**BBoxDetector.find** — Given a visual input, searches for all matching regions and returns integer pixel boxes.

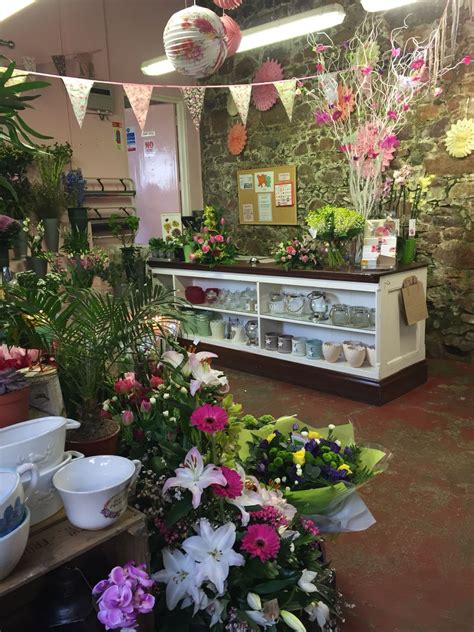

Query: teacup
[0,506,31,580]
[0,463,38,538]
[53,455,141,530]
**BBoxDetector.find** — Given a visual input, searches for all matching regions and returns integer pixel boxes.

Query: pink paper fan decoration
[228,122,247,155]
[221,15,242,57]
[252,59,284,112]
[213,0,242,9]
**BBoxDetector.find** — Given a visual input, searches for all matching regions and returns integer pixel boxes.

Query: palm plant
[0,280,184,438]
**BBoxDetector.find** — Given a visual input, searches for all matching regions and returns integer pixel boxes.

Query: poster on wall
[112,121,123,152]
[126,126,136,152]
[242,203,254,222]
[254,170,274,193]
[144,139,156,157]
[275,182,294,207]
[257,194,273,222]
[239,174,253,190]
[161,213,183,240]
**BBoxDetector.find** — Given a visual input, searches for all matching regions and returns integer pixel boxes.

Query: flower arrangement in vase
[273,235,321,271]
[306,205,365,268]
[63,168,88,233]
[189,206,238,266]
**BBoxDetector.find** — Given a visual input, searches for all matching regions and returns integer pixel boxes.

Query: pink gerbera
[190,404,228,433]
[241,524,280,562]
[212,466,243,498]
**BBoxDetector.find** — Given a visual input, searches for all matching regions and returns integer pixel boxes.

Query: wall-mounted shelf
[84,177,136,197]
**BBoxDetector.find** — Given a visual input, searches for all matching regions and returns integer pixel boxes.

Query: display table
[148,260,428,405]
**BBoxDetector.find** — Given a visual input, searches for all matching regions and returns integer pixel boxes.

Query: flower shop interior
[0,0,473,631]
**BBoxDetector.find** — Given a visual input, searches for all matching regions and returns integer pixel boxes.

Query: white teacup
[0,463,38,538]
[53,456,141,530]
[0,506,31,580]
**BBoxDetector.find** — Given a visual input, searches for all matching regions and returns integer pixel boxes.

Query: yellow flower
[337,464,352,474]
[266,432,276,443]
[293,449,306,465]
[308,431,320,439]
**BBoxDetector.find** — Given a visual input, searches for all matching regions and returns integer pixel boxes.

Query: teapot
[308,291,329,321]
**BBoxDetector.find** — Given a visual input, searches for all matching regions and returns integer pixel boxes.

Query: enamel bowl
[0,417,80,472]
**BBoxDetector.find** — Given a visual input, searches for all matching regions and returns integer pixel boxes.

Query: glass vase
[325,241,346,269]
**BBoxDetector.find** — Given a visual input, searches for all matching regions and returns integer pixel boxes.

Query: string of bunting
[23,69,326,130]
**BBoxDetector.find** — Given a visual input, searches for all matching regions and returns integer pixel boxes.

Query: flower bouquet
[273,235,321,271]
[305,205,365,268]
[244,418,389,533]
[189,206,238,266]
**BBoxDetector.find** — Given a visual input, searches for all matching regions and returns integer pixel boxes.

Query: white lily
[152,549,201,613]
[188,351,229,395]
[227,469,266,526]
[247,592,262,610]
[181,588,209,615]
[298,569,318,593]
[259,484,297,522]
[182,519,244,594]
[162,350,191,375]
[304,601,330,629]
[162,447,226,509]
[245,592,276,629]
[280,610,307,632]
[206,598,226,626]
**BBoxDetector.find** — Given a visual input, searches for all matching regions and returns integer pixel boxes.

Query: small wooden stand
[0,507,153,631]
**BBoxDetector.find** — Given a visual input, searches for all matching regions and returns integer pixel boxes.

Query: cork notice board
[237,165,297,225]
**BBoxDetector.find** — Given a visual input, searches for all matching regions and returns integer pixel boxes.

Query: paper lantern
[221,14,242,58]
[228,122,247,155]
[164,6,227,79]
[252,59,284,112]
[445,118,474,158]
[213,0,243,9]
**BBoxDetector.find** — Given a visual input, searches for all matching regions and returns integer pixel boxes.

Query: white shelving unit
[149,263,428,402]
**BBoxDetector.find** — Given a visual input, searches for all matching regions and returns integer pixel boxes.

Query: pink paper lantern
[221,14,242,58]
[164,6,227,79]
[252,59,284,112]
[213,0,243,9]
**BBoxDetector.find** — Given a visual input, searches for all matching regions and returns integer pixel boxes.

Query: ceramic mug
[0,463,38,538]
[53,456,142,530]
[306,339,323,359]
[0,506,31,580]
[292,336,306,356]
[277,334,293,354]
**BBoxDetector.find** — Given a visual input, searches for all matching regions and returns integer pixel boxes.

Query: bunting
[123,83,154,131]
[275,79,297,122]
[62,77,94,128]
[181,86,206,129]
[229,84,252,127]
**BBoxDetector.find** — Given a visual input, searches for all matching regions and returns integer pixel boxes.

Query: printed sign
[254,170,274,193]
[258,193,273,222]
[141,130,156,138]
[112,121,123,152]
[126,126,136,152]
[239,174,253,190]
[242,203,254,222]
[275,182,294,207]
[144,139,156,157]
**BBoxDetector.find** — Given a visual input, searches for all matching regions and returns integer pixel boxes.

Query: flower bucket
[43,218,60,252]
[184,244,194,262]
[0,386,30,429]
[400,237,416,266]
[67,208,88,233]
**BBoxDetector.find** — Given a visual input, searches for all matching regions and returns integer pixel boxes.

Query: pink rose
[215,234,224,243]
[286,246,296,255]
[300,255,309,263]
[202,244,210,254]
[150,375,164,388]
[209,235,215,243]
[197,238,204,245]
[121,410,134,426]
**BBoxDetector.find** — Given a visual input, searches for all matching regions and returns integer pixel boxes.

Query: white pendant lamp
[360,0,424,11]
[0,0,35,21]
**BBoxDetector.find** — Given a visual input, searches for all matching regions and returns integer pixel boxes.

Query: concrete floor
[223,359,474,632]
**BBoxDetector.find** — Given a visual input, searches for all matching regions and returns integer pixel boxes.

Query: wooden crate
[0,507,153,631]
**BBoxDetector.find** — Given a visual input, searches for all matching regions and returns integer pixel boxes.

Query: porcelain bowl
[0,507,30,581]
[0,417,81,472]
[27,451,84,527]
[0,463,38,537]
[53,456,141,530]
[322,342,342,363]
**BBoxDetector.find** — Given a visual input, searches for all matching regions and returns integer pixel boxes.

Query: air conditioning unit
[88,83,115,113]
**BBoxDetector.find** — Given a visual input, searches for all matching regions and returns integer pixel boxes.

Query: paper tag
[408,219,416,236]
[401,276,428,325]
[263,598,279,621]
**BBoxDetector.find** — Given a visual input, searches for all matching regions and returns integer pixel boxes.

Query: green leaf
[164,495,193,527]
[253,575,299,594]
[0,174,18,201]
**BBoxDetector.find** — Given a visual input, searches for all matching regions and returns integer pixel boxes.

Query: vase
[184,244,194,262]
[325,241,346,269]
[13,232,27,259]
[43,218,60,252]
[400,237,416,266]
[26,256,47,278]
[67,207,88,233]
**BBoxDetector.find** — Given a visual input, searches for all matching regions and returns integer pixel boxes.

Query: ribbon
[228,84,252,126]
[62,77,94,128]
[275,79,297,122]
[123,83,154,131]
[181,86,206,129]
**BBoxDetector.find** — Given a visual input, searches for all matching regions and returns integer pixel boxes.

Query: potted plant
[0,368,29,428]
[0,214,21,275]
[0,281,182,455]
[108,213,141,281]
[23,217,47,277]
[31,142,72,252]
[148,237,169,259]
[63,169,88,233]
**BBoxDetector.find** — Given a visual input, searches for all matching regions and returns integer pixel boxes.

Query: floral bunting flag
[123,83,154,131]
[181,86,207,129]
[229,85,252,126]
[62,77,94,128]
[275,79,297,122]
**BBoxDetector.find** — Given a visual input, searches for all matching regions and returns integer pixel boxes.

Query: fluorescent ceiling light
[0,0,36,22]
[361,0,421,11]
[142,3,346,76]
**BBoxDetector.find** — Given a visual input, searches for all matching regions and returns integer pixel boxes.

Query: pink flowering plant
[273,235,321,271]
[92,561,155,630]
[0,214,21,247]
[189,205,238,266]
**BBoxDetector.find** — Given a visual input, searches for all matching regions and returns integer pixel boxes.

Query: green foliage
[31,142,73,220]
[0,143,34,219]
[109,213,140,247]
[62,228,90,255]
[306,205,365,242]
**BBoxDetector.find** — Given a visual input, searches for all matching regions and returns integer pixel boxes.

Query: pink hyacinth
[411,58,424,70]
[241,523,280,562]
[190,403,229,433]
[314,110,331,126]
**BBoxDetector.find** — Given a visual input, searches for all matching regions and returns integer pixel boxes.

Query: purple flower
[125,562,154,588]
[314,110,331,126]
[344,446,353,457]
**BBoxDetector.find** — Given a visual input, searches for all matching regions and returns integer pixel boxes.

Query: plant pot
[174,246,185,261]
[65,421,120,457]
[26,256,47,277]
[67,207,88,233]
[43,218,60,252]
[0,243,10,269]
[0,387,30,429]
[400,237,416,266]
[184,244,194,262]
[13,231,27,259]
[121,246,143,282]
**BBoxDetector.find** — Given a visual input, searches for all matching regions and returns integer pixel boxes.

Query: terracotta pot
[0,387,30,429]
[65,422,120,457]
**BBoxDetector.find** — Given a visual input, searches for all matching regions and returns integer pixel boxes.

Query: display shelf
[260,312,376,334]
[182,334,251,353]
[187,304,258,317]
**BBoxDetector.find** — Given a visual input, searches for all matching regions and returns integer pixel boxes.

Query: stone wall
[199,0,474,360]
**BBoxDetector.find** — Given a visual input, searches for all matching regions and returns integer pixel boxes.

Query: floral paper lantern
[227,122,247,155]
[163,6,227,79]
[220,14,242,58]
[252,59,284,112]
[445,118,474,158]
[213,0,242,9]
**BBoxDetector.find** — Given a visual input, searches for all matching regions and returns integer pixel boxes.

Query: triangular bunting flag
[62,77,94,128]
[181,87,206,130]
[229,85,252,127]
[123,83,154,131]
[275,79,297,122]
